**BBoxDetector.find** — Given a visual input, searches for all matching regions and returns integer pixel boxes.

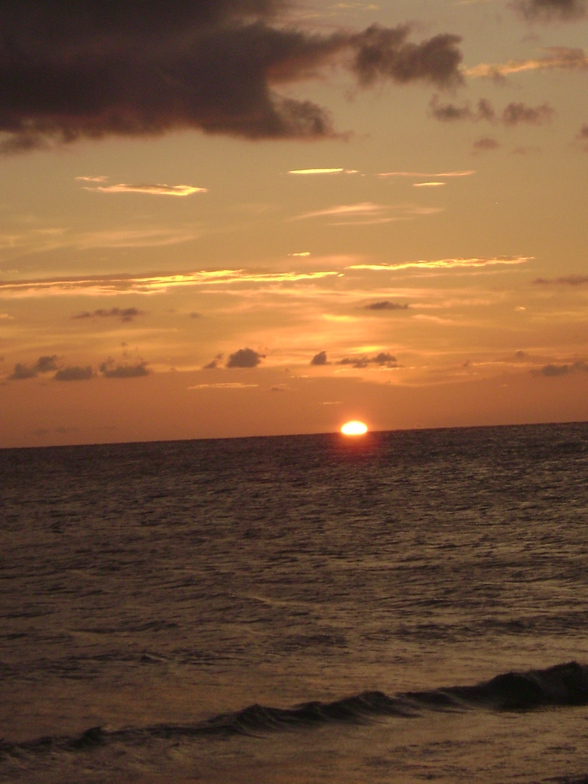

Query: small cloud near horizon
[310,350,330,366]
[226,348,265,368]
[362,300,410,311]
[9,355,58,380]
[534,274,588,285]
[55,366,94,381]
[338,351,397,368]
[73,307,145,322]
[99,359,150,378]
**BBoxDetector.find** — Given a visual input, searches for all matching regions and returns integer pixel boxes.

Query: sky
[1,0,587,448]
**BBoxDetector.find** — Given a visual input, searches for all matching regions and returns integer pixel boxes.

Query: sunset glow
[1,1,587,448]
[341,421,368,436]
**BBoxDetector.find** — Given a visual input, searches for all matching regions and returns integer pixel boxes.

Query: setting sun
[341,420,368,436]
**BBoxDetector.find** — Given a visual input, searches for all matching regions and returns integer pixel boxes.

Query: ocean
[1,421,588,784]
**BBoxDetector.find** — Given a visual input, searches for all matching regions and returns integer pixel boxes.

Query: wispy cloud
[534,274,588,285]
[377,170,476,178]
[189,382,259,389]
[349,256,532,271]
[85,182,208,196]
[288,168,359,175]
[467,47,588,78]
[75,175,108,183]
[0,268,339,299]
[0,225,201,254]
[294,202,443,224]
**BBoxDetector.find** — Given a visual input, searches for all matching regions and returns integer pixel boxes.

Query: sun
[341,420,368,436]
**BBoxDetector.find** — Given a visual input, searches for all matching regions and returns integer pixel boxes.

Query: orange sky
[1,0,587,447]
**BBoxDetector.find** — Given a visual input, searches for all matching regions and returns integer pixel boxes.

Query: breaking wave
[1,661,587,759]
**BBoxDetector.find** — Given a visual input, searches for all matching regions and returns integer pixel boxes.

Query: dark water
[1,422,588,783]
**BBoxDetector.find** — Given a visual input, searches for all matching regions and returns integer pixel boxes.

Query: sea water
[1,422,588,783]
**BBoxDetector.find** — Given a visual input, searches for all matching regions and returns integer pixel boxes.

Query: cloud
[430,96,555,125]
[73,307,145,322]
[75,175,108,183]
[467,47,588,79]
[226,348,265,368]
[338,351,397,368]
[362,300,410,310]
[99,359,150,378]
[473,136,500,152]
[9,363,38,380]
[0,3,464,153]
[510,0,587,21]
[310,350,330,365]
[295,202,443,224]
[576,123,588,150]
[86,183,208,196]
[377,170,476,178]
[350,255,531,272]
[189,382,259,389]
[34,355,59,373]
[502,102,556,125]
[538,361,588,376]
[533,274,588,285]
[288,168,350,175]
[8,354,58,380]
[54,366,94,381]
[203,353,224,369]
[0,268,339,299]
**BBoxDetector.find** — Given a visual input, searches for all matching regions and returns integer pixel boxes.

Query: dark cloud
[226,348,264,368]
[473,137,500,152]
[54,366,94,381]
[363,300,410,311]
[338,352,397,368]
[9,363,38,380]
[534,274,588,285]
[511,0,587,21]
[539,361,588,376]
[0,2,463,153]
[99,359,150,378]
[73,307,144,322]
[502,102,555,126]
[9,354,58,380]
[430,96,555,126]
[350,25,463,88]
[34,355,59,373]
[203,354,224,369]
[310,350,329,366]
[576,123,588,150]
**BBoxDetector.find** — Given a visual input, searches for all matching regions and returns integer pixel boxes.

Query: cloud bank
[0,1,463,153]
[511,0,587,21]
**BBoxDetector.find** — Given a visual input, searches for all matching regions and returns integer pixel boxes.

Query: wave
[2,661,587,759]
